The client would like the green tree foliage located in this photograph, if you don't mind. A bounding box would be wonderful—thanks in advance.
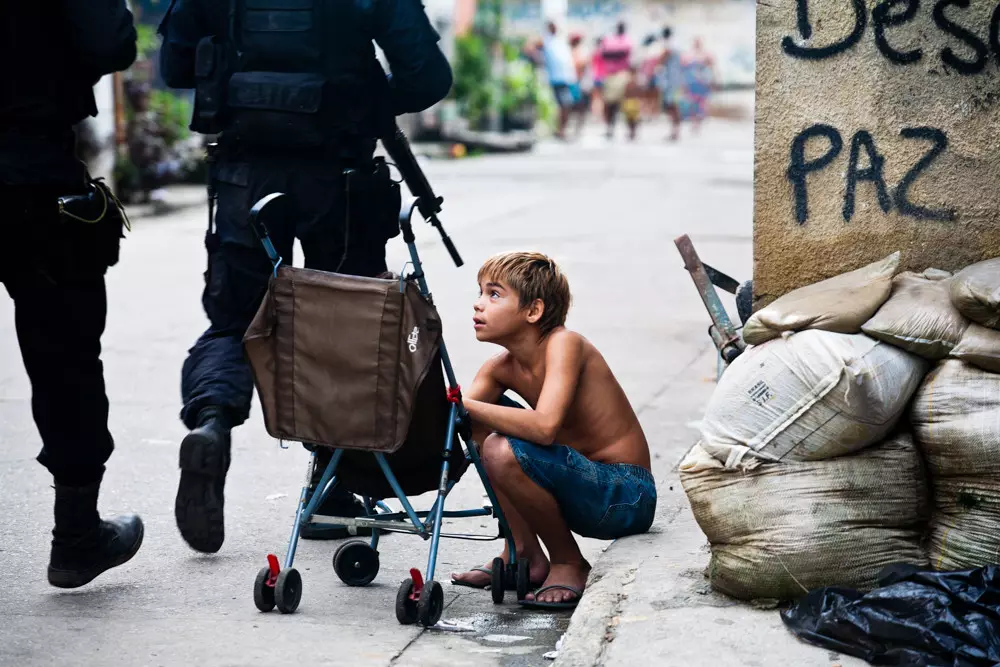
[452,34,494,127]
[452,33,554,131]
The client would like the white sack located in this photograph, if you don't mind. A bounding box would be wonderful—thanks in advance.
[700,330,927,464]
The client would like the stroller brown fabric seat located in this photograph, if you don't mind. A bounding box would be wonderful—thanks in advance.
[244,266,468,497]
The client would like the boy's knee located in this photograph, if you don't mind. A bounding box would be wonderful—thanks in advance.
[483,434,518,477]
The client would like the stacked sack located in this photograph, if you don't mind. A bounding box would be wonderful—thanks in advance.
[903,259,1000,570]
[682,254,1000,600]
[681,432,928,600]
[681,252,931,600]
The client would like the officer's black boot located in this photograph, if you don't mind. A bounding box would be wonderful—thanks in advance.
[48,482,144,588]
[300,453,371,540]
[175,407,231,553]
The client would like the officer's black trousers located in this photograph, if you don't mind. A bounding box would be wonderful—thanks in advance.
[180,161,389,430]
[2,188,113,486]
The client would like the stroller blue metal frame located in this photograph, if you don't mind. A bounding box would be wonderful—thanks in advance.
[248,193,527,626]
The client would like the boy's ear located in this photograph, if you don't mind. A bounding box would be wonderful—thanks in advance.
[526,298,546,325]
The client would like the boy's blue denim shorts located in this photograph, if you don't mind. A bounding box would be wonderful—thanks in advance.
[505,436,657,541]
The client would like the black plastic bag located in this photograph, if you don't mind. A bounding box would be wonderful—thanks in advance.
[781,563,1000,667]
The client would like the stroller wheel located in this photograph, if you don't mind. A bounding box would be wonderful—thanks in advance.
[275,568,303,614]
[417,581,444,627]
[333,541,380,587]
[491,557,505,604]
[516,558,530,601]
[253,566,276,612]
[395,579,419,625]
[504,561,518,590]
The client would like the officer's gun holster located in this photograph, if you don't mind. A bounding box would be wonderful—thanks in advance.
[50,178,130,280]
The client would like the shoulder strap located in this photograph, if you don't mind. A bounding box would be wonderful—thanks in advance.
[157,0,180,36]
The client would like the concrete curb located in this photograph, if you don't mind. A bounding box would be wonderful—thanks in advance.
[553,504,687,667]
[552,545,638,667]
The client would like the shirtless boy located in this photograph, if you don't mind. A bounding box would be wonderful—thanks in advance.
[451,252,656,609]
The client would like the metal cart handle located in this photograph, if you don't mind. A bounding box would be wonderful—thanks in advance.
[249,192,286,273]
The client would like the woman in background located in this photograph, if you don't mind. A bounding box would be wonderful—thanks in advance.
[656,27,683,141]
[680,37,716,133]
[598,22,633,139]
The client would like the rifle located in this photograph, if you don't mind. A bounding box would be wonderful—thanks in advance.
[380,122,463,268]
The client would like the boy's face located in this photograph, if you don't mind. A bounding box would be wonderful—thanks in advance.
[473,278,537,343]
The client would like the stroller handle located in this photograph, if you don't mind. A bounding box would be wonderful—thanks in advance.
[249,192,286,269]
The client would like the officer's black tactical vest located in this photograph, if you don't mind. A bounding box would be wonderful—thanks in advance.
[194,0,383,153]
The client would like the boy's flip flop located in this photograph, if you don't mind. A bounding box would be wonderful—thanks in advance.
[451,567,544,591]
[518,585,583,610]
[450,567,493,589]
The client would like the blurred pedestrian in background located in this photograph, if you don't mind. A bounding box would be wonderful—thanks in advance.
[590,37,608,123]
[540,21,579,140]
[622,67,643,141]
[569,33,593,137]
[680,37,716,133]
[638,33,664,118]
[598,22,633,138]
[656,27,683,141]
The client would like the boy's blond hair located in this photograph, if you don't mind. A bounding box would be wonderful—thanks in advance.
[477,251,571,335]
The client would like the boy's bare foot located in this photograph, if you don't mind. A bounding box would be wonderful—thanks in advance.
[451,552,550,588]
[526,559,591,604]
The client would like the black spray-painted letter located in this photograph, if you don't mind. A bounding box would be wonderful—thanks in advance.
[844,131,893,221]
[895,127,957,221]
[933,0,990,74]
[788,124,844,224]
[873,0,923,64]
[782,0,868,60]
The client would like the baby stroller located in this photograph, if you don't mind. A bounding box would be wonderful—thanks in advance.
[243,129,530,627]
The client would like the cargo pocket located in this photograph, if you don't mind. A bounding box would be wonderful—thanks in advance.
[203,245,273,332]
[202,249,232,329]
[213,163,255,246]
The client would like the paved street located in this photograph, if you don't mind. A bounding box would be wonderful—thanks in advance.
[0,101,753,666]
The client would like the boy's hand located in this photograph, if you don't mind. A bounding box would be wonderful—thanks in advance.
[455,407,473,442]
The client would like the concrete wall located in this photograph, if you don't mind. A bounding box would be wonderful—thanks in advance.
[754,0,1000,304]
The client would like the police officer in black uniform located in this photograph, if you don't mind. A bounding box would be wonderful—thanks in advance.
[1,1,144,587]
[159,0,453,553]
